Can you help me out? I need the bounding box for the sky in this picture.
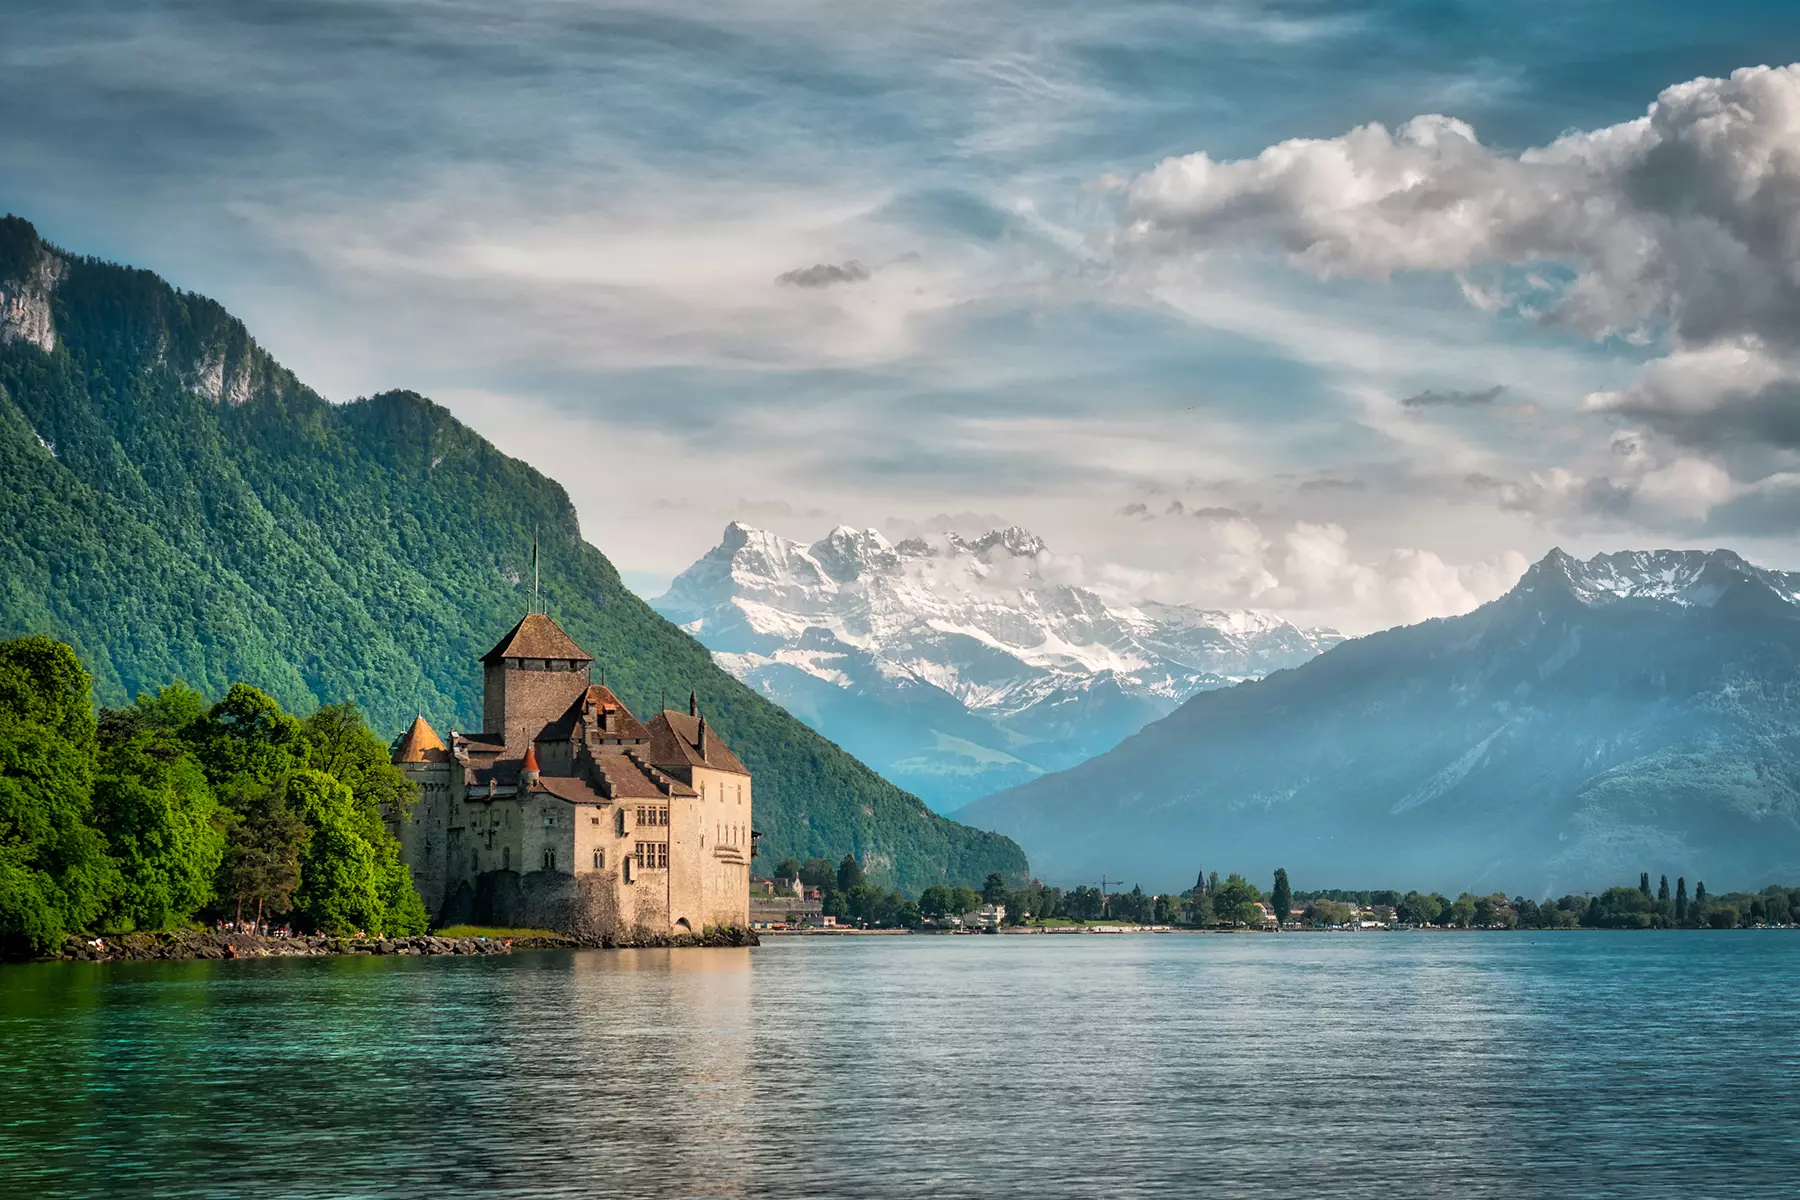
[8,1,1800,633]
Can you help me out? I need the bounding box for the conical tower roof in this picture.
[392,715,449,764]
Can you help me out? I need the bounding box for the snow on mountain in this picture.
[654,522,1345,811]
[959,546,1800,895]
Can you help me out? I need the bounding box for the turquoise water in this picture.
[2,933,1798,1198]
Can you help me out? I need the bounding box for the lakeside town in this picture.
[750,862,1800,935]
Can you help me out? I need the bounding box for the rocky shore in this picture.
[47,924,758,963]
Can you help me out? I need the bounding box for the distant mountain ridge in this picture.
[959,545,1800,895]
[654,520,1344,811]
[0,213,1024,893]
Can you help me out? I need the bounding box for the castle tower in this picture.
[480,612,594,754]
[391,714,453,916]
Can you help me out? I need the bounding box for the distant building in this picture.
[389,611,753,937]
[960,903,1005,930]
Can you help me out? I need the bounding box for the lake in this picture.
[2,932,1797,1198]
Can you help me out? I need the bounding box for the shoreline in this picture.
[31,925,759,964]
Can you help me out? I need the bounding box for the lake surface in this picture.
[3,932,1799,1198]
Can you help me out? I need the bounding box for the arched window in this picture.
[593,849,604,869]
[543,848,556,871]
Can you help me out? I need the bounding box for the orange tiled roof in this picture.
[481,612,592,664]
[391,715,448,764]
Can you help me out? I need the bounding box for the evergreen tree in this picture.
[1271,868,1292,926]
[981,871,1007,905]
[1695,881,1707,915]
[836,854,866,894]
[1657,874,1669,903]
[1639,872,1651,897]
[1676,876,1689,923]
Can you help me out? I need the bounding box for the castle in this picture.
[388,611,753,936]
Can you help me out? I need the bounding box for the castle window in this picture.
[634,842,668,870]
[615,808,626,836]
[591,816,599,826]
[593,849,604,869]
[503,847,510,870]
[543,813,554,827]
[543,849,556,871]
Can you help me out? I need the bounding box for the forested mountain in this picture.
[0,214,1024,894]
[960,548,1800,896]
[655,520,1342,811]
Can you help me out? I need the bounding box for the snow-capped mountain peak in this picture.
[1520,547,1800,609]
[654,521,1346,811]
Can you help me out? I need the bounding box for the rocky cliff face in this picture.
[655,521,1343,811]
[0,231,63,353]
[959,547,1800,895]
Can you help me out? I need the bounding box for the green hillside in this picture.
[0,214,1026,894]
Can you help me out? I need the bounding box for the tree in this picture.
[982,871,1007,906]
[836,854,866,894]
[302,703,415,824]
[1675,876,1688,923]
[773,858,801,881]
[0,637,118,956]
[949,885,981,916]
[1639,872,1651,898]
[1449,893,1477,928]
[918,885,952,921]
[1305,898,1352,926]
[289,771,384,935]
[1211,874,1261,926]
[1657,874,1670,903]
[91,714,224,931]
[1271,868,1292,926]
[798,858,835,888]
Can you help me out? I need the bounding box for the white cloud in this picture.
[1118,62,1800,515]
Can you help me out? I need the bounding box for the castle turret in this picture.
[390,714,453,919]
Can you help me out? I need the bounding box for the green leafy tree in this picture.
[1639,872,1652,898]
[289,770,384,935]
[1657,874,1670,903]
[949,885,981,916]
[1306,898,1353,926]
[91,713,224,931]
[799,858,835,888]
[773,857,801,881]
[1211,874,1262,926]
[0,637,118,955]
[1675,876,1689,923]
[918,884,952,921]
[1271,868,1292,925]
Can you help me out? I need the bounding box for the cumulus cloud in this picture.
[1119,63,1800,522]
[1402,384,1505,408]
[775,259,872,288]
